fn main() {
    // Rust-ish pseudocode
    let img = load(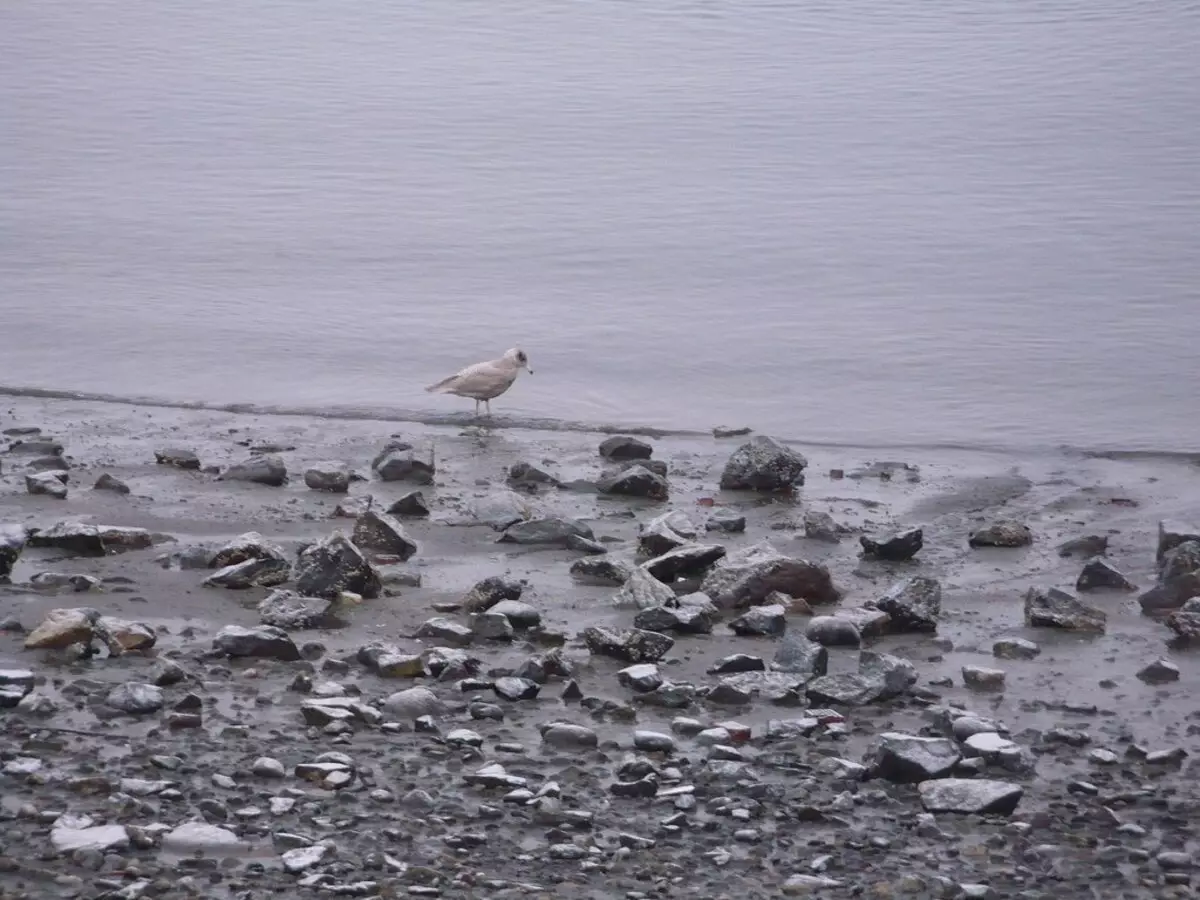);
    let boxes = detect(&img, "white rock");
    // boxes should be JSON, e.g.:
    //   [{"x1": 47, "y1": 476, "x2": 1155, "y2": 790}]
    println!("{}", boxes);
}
[
  {"x1": 281, "y1": 842, "x2": 333, "y2": 873},
  {"x1": 51, "y1": 814, "x2": 130, "y2": 853},
  {"x1": 162, "y1": 821, "x2": 246, "y2": 852}
]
